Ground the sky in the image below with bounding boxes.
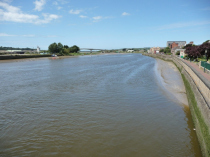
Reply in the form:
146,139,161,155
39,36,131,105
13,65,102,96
0,0,210,50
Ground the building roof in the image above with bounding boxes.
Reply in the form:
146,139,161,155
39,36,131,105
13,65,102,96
167,41,186,42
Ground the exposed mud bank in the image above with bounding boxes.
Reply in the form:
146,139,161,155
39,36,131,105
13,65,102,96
155,58,188,106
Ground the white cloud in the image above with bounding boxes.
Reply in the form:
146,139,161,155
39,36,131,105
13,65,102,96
34,0,46,11
22,34,35,37
0,33,16,36
80,15,87,18
45,35,58,38
122,12,130,16
104,16,114,19
39,13,60,24
57,6,62,10
69,9,82,14
93,16,102,20
157,21,210,30
92,16,113,22
53,1,62,10
0,2,20,12
0,2,61,24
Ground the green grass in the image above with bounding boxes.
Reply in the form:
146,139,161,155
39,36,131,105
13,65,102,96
198,58,207,62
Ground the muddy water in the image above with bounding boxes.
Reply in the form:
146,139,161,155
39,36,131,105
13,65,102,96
0,54,202,156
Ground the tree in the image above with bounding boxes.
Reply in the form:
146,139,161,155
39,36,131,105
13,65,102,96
48,42,58,53
185,45,201,59
160,49,164,52
48,43,80,55
176,51,180,55
69,45,80,53
203,40,210,43
198,42,210,61
48,42,64,54
63,48,70,54
64,45,69,49
57,42,63,53
164,47,171,53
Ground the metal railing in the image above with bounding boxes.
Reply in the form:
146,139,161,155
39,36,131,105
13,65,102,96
174,56,210,109
201,61,210,71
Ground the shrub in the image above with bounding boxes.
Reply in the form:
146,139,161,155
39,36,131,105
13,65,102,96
176,51,180,55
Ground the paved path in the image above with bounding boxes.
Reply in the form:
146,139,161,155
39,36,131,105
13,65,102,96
179,58,210,88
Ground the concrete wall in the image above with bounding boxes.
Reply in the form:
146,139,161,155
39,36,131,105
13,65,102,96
143,53,210,157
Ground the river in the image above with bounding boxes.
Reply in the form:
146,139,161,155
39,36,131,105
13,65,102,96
0,54,202,156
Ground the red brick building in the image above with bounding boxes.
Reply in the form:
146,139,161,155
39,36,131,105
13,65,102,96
170,42,179,49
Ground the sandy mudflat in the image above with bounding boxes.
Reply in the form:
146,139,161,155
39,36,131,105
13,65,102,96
155,58,188,106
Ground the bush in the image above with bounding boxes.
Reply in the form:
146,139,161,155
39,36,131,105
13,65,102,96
176,51,180,55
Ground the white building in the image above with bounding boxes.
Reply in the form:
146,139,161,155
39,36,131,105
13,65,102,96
37,46,40,53
127,50,134,53
179,49,186,58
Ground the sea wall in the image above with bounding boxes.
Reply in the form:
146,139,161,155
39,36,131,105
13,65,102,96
0,54,51,60
143,53,210,157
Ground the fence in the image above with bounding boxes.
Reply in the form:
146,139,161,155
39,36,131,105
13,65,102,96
201,61,210,70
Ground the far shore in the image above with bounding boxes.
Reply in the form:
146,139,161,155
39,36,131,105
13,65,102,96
0,52,132,63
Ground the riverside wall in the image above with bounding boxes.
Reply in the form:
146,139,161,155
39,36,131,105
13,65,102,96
143,53,210,157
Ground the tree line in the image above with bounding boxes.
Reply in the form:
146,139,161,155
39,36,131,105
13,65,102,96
185,40,210,61
160,47,171,54
0,46,34,50
48,42,80,55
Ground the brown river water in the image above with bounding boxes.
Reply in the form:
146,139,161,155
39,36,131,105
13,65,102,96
0,54,202,156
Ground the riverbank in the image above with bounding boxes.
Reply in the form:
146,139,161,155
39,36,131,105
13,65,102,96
0,54,51,60
0,52,129,63
143,53,210,157
155,58,188,106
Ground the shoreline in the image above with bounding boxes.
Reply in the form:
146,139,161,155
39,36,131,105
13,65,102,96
143,53,210,157
155,58,188,106
0,52,130,63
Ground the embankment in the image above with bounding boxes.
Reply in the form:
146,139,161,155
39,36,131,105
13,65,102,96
0,54,51,60
144,53,210,157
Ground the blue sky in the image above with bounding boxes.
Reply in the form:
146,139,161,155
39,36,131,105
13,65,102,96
0,0,210,50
